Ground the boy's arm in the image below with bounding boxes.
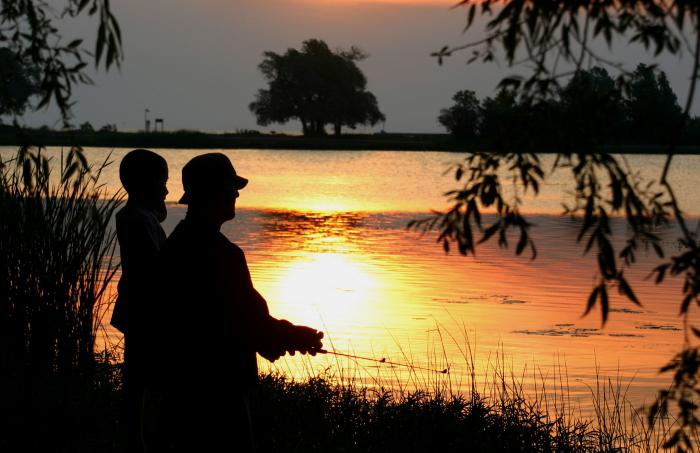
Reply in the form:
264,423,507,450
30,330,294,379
115,212,165,334
118,212,165,278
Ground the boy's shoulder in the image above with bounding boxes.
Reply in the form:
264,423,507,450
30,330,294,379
117,203,155,223
116,203,163,235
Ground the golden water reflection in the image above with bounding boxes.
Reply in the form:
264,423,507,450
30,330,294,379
238,208,697,415
21,146,696,417
270,252,386,329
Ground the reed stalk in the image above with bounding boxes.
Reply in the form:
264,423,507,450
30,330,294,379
0,145,123,451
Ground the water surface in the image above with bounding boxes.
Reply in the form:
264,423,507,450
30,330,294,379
3,146,698,414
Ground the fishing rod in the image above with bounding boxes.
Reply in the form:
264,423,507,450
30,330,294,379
319,349,449,374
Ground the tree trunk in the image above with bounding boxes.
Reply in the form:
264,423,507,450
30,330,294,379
301,119,309,136
334,122,342,136
314,121,325,136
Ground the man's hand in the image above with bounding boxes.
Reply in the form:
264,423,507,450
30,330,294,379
287,324,323,356
259,345,286,363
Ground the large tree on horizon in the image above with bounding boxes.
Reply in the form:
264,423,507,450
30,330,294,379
249,39,385,136
438,90,480,139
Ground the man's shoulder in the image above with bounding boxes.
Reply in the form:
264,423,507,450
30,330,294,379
164,223,243,255
216,232,245,260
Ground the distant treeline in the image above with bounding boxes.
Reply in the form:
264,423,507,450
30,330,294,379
439,64,700,149
0,125,466,151
3,123,700,154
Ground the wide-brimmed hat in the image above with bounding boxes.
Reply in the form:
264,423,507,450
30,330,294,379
178,153,248,204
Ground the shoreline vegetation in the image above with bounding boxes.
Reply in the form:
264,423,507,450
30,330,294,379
9,354,683,453
2,125,700,153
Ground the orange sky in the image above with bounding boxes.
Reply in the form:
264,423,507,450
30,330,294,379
295,0,456,4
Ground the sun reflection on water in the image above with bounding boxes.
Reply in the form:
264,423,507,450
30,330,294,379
271,252,384,329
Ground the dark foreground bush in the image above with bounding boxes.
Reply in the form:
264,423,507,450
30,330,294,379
253,374,592,453
3,362,667,453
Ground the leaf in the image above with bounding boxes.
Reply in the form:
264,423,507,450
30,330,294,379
466,3,476,29
681,293,693,314
692,326,700,339
471,200,481,228
583,285,600,317
600,284,609,324
516,231,527,256
95,21,106,66
662,429,681,449
67,39,83,49
652,263,669,284
578,197,596,243
479,222,499,244
618,275,641,306
62,162,78,183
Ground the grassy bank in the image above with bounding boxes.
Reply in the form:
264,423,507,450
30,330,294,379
3,126,700,153
2,354,682,453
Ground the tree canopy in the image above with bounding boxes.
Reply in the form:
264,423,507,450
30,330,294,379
438,90,480,140
250,39,385,136
1,0,122,124
0,49,40,118
439,64,690,148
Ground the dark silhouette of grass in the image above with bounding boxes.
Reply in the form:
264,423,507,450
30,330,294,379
4,354,681,452
0,145,123,452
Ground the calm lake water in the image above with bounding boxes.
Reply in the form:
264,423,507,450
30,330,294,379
3,146,700,415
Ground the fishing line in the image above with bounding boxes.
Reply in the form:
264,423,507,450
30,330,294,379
319,349,448,374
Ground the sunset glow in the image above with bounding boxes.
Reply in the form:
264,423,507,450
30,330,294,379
294,0,454,5
268,252,385,328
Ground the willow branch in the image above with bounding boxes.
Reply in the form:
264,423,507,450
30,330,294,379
660,24,700,244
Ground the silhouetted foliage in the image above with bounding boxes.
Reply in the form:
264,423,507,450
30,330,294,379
479,89,523,149
625,63,684,144
439,65,689,148
0,0,122,124
438,90,481,139
0,49,40,118
80,121,94,132
559,67,625,148
425,2,700,450
0,146,123,450
250,39,385,136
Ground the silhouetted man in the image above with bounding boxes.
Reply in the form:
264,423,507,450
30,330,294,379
111,149,169,453
145,153,323,452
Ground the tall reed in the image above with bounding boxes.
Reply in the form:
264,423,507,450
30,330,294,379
0,145,123,451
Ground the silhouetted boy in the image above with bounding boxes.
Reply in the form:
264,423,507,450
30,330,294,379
111,149,169,453
146,153,322,452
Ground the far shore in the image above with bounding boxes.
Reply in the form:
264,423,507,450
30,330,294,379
2,126,700,154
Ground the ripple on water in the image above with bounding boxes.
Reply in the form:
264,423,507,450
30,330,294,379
512,326,602,338
432,296,473,304
609,308,644,314
636,324,681,331
501,299,527,305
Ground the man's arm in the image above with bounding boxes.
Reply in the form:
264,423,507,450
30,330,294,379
234,249,323,361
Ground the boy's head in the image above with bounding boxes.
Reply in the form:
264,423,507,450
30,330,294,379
120,149,169,221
